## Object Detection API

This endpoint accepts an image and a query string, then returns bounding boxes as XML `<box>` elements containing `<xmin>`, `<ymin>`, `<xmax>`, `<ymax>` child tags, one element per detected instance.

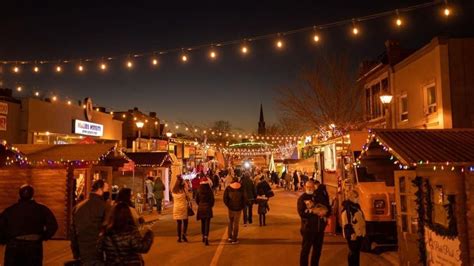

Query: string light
<box><xmin>122</xmin><ymin>114</ymin><xmax>126</xmax><ymax>118</ymax></box>
<box><xmin>313</xmin><ymin>34</ymin><xmax>320</xmax><ymax>43</ymax></box>
<box><xmin>13</xmin><ymin>66</ymin><xmax>19</xmax><ymax>73</ymax></box>
<box><xmin>78</xmin><ymin>64</ymin><xmax>84</xmax><ymax>72</ymax></box>
<box><xmin>181</xmin><ymin>54</ymin><xmax>188</xmax><ymax>63</ymax></box>
<box><xmin>33</xmin><ymin>66</ymin><xmax>40</xmax><ymax>73</ymax></box>
<box><xmin>241</xmin><ymin>44</ymin><xmax>249</xmax><ymax>54</ymax></box>
<box><xmin>395</xmin><ymin>10</ymin><xmax>403</xmax><ymax>27</ymax></box>
<box><xmin>152</xmin><ymin>58</ymin><xmax>158</xmax><ymax>66</ymax></box>
<box><xmin>100</xmin><ymin>62</ymin><xmax>107</xmax><ymax>71</ymax></box>
<box><xmin>52</xmin><ymin>96</ymin><xmax>58</xmax><ymax>101</ymax></box>
<box><xmin>16</xmin><ymin>86</ymin><xmax>22</xmax><ymax>92</ymax></box>
<box><xmin>67</xmin><ymin>100</ymin><xmax>72</xmax><ymax>105</ymax></box>
<box><xmin>443</xmin><ymin>1</ymin><xmax>451</xmax><ymax>17</ymax></box>
<box><xmin>126</xmin><ymin>60</ymin><xmax>133</xmax><ymax>69</ymax></box>
<box><xmin>352</xmin><ymin>19</ymin><xmax>359</xmax><ymax>35</ymax></box>
<box><xmin>276</xmin><ymin>37</ymin><xmax>284</xmax><ymax>49</ymax></box>
<box><xmin>209</xmin><ymin>49</ymin><xmax>217</xmax><ymax>60</ymax></box>
<box><xmin>55</xmin><ymin>65</ymin><xmax>62</xmax><ymax>72</ymax></box>
<box><xmin>34</xmin><ymin>91</ymin><xmax>40</xmax><ymax>97</ymax></box>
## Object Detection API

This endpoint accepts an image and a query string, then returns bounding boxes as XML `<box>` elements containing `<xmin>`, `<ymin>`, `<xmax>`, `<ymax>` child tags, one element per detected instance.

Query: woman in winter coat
<box><xmin>341</xmin><ymin>190</ymin><xmax>366</xmax><ymax>266</ymax></box>
<box><xmin>115</xmin><ymin>188</ymin><xmax>143</xmax><ymax>226</ymax></box>
<box><xmin>172</xmin><ymin>175</ymin><xmax>191</xmax><ymax>242</ymax></box>
<box><xmin>98</xmin><ymin>202</ymin><xmax>154</xmax><ymax>266</ymax></box>
<box><xmin>196</xmin><ymin>178</ymin><xmax>215</xmax><ymax>245</ymax></box>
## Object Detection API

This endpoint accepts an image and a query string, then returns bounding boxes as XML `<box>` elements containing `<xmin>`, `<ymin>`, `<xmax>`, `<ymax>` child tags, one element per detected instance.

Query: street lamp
<box><xmin>136</xmin><ymin>121</ymin><xmax>144</xmax><ymax>151</ymax></box>
<box><xmin>380</xmin><ymin>93</ymin><xmax>393</xmax><ymax>128</ymax></box>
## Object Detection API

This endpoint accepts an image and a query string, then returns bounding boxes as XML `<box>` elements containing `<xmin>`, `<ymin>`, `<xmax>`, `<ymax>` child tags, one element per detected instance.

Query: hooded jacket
<box><xmin>341</xmin><ymin>200</ymin><xmax>366</xmax><ymax>240</ymax></box>
<box><xmin>223</xmin><ymin>182</ymin><xmax>246</xmax><ymax>211</ymax></box>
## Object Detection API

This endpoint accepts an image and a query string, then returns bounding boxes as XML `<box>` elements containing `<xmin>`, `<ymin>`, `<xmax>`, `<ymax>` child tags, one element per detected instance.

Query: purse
<box><xmin>186</xmin><ymin>194</ymin><xmax>195</xmax><ymax>216</ymax></box>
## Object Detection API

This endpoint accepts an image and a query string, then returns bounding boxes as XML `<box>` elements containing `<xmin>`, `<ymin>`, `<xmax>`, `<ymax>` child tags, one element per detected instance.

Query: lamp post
<box><xmin>136</xmin><ymin>121</ymin><xmax>144</xmax><ymax>151</ymax></box>
<box><xmin>166</xmin><ymin>131</ymin><xmax>173</xmax><ymax>152</ymax></box>
<box><xmin>380</xmin><ymin>94</ymin><xmax>393</xmax><ymax>128</ymax></box>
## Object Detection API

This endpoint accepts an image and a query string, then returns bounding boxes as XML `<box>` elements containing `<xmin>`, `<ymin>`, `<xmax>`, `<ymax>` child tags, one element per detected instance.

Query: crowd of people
<box><xmin>0</xmin><ymin>166</ymin><xmax>366</xmax><ymax>266</ymax></box>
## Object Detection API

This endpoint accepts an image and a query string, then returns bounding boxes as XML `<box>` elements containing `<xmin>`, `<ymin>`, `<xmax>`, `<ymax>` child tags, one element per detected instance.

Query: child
<box><xmin>256</xmin><ymin>194</ymin><xmax>270</xmax><ymax>226</ymax></box>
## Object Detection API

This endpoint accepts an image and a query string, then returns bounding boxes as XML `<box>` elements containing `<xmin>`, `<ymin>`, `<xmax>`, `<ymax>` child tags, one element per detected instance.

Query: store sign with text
<box><xmin>74</xmin><ymin>119</ymin><xmax>104</xmax><ymax>137</ymax></box>
<box><xmin>424</xmin><ymin>227</ymin><xmax>461</xmax><ymax>265</ymax></box>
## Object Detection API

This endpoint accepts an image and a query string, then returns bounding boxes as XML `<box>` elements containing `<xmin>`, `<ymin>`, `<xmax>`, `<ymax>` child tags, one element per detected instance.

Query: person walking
<box><xmin>293</xmin><ymin>170</ymin><xmax>300</xmax><ymax>192</ymax></box>
<box><xmin>172</xmin><ymin>175</ymin><xmax>190</xmax><ymax>243</ymax></box>
<box><xmin>196</xmin><ymin>178</ymin><xmax>215</xmax><ymax>246</ymax></box>
<box><xmin>297</xmin><ymin>180</ymin><xmax>331</xmax><ymax>266</ymax></box>
<box><xmin>71</xmin><ymin>179</ymin><xmax>109</xmax><ymax>265</ymax></box>
<box><xmin>0</xmin><ymin>184</ymin><xmax>58</xmax><ymax>266</ymax></box>
<box><xmin>191</xmin><ymin>176</ymin><xmax>201</xmax><ymax>200</ymax></box>
<box><xmin>223</xmin><ymin>177</ymin><xmax>246</xmax><ymax>244</ymax></box>
<box><xmin>256</xmin><ymin>192</ymin><xmax>270</xmax><ymax>226</ymax></box>
<box><xmin>341</xmin><ymin>190</ymin><xmax>366</xmax><ymax>266</ymax></box>
<box><xmin>98</xmin><ymin>202</ymin><xmax>154</xmax><ymax>265</ymax></box>
<box><xmin>240</xmin><ymin>173</ymin><xmax>256</xmax><ymax>226</ymax></box>
<box><xmin>153</xmin><ymin>177</ymin><xmax>165</xmax><ymax>215</ymax></box>
<box><xmin>144</xmin><ymin>176</ymin><xmax>155</xmax><ymax>214</ymax></box>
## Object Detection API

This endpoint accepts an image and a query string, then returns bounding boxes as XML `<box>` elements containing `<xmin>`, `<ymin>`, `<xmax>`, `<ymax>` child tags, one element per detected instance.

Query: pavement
<box><xmin>0</xmin><ymin>188</ymin><xmax>400</xmax><ymax>266</ymax></box>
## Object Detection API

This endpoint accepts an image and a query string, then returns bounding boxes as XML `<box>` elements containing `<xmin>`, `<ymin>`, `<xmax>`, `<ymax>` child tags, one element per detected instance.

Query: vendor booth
<box><xmin>360</xmin><ymin>129</ymin><xmax>474</xmax><ymax>265</ymax></box>
<box><xmin>0</xmin><ymin>143</ymin><xmax>125</xmax><ymax>239</ymax></box>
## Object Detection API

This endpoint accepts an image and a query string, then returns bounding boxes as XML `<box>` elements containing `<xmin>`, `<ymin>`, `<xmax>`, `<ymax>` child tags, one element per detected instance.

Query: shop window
<box><xmin>399</xmin><ymin>94</ymin><xmax>408</xmax><ymax>121</ymax></box>
<box><xmin>424</xmin><ymin>84</ymin><xmax>437</xmax><ymax>115</ymax></box>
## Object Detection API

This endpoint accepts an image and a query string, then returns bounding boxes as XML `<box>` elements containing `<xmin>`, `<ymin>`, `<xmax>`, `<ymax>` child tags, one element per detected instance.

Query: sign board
<box><xmin>424</xmin><ymin>226</ymin><xmax>461</xmax><ymax>265</ymax></box>
<box><xmin>74</xmin><ymin>119</ymin><xmax>103</xmax><ymax>137</ymax></box>
<box><xmin>0</xmin><ymin>102</ymin><xmax>8</xmax><ymax>115</ymax></box>
<box><xmin>0</xmin><ymin>115</ymin><xmax>6</xmax><ymax>131</ymax></box>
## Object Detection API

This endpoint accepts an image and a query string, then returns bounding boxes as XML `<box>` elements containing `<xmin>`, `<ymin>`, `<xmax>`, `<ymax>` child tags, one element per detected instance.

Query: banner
<box><xmin>424</xmin><ymin>226</ymin><xmax>461</xmax><ymax>266</ymax></box>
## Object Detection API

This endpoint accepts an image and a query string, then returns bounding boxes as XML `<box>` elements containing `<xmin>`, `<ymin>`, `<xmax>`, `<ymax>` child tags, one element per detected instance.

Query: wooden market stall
<box><xmin>0</xmin><ymin>143</ymin><xmax>123</xmax><ymax>239</ymax></box>
<box><xmin>360</xmin><ymin>129</ymin><xmax>474</xmax><ymax>265</ymax></box>
<box><xmin>124</xmin><ymin>152</ymin><xmax>182</xmax><ymax>203</ymax></box>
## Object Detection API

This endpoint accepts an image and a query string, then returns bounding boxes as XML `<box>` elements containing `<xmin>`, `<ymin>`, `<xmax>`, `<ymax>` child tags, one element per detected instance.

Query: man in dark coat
<box><xmin>223</xmin><ymin>177</ymin><xmax>246</xmax><ymax>244</ymax></box>
<box><xmin>240</xmin><ymin>173</ymin><xmax>257</xmax><ymax>225</ymax></box>
<box><xmin>71</xmin><ymin>179</ymin><xmax>108</xmax><ymax>265</ymax></box>
<box><xmin>0</xmin><ymin>184</ymin><xmax>58</xmax><ymax>266</ymax></box>
<box><xmin>153</xmin><ymin>177</ymin><xmax>165</xmax><ymax>214</ymax></box>
<box><xmin>297</xmin><ymin>180</ymin><xmax>331</xmax><ymax>266</ymax></box>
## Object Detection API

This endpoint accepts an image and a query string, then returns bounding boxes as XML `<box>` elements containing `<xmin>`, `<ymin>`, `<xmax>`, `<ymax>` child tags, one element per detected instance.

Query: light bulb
<box><xmin>52</xmin><ymin>96</ymin><xmax>58</xmax><ymax>101</ymax></box>
<box><xmin>181</xmin><ymin>55</ymin><xmax>188</xmax><ymax>62</ymax></box>
<box><xmin>444</xmin><ymin>7</ymin><xmax>450</xmax><ymax>16</ymax></box>
<box><xmin>210</xmin><ymin>51</ymin><xmax>217</xmax><ymax>59</ymax></box>
<box><xmin>33</xmin><ymin>66</ymin><xmax>39</xmax><ymax>73</ymax></box>
<box><xmin>56</xmin><ymin>66</ymin><xmax>62</xmax><ymax>72</ymax></box>
<box><xmin>313</xmin><ymin>34</ymin><xmax>320</xmax><ymax>43</ymax></box>
<box><xmin>34</xmin><ymin>91</ymin><xmax>40</xmax><ymax>97</ymax></box>
<box><xmin>122</xmin><ymin>114</ymin><xmax>126</xmax><ymax>118</ymax></box>
<box><xmin>16</xmin><ymin>86</ymin><xmax>22</xmax><ymax>92</ymax></box>
<box><xmin>152</xmin><ymin>58</ymin><xmax>158</xmax><ymax>66</ymax></box>
<box><xmin>67</xmin><ymin>100</ymin><xmax>71</xmax><ymax>105</ymax></box>
<box><xmin>126</xmin><ymin>61</ymin><xmax>133</xmax><ymax>68</ymax></box>
<box><xmin>110</xmin><ymin>111</ymin><xmax>114</xmax><ymax>115</ymax></box>
<box><xmin>100</xmin><ymin>63</ymin><xmax>107</xmax><ymax>70</ymax></box>
<box><xmin>78</xmin><ymin>65</ymin><xmax>84</xmax><ymax>72</ymax></box>
<box><xmin>352</xmin><ymin>27</ymin><xmax>359</xmax><ymax>35</ymax></box>
<box><xmin>396</xmin><ymin>18</ymin><xmax>402</xmax><ymax>26</ymax></box>
<box><xmin>241</xmin><ymin>45</ymin><xmax>248</xmax><ymax>54</ymax></box>
<box><xmin>276</xmin><ymin>40</ymin><xmax>283</xmax><ymax>48</ymax></box>
<box><xmin>13</xmin><ymin>66</ymin><xmax>19</xmax><ymax>73</ymax></box>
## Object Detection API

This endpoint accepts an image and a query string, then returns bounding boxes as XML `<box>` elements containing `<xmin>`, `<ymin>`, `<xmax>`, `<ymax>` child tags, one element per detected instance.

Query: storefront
<box><xmin>19</xmin><ymin>97</ymin><xmax>122</xmax><ymax>144</ymax></box>
<box><xmin>361</xmin><ymin>129</ymin><xmax>474</xmax><ymax>265</ymax></box>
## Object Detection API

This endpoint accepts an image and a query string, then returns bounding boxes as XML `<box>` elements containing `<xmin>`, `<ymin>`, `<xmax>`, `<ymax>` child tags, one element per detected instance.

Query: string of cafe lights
<box><xmin>1</xmin><ymin>1</ymin><xmax>452</xmax><ymax>74</ymax></box>
<box><xmin>8</xmin><ymin>85</ymin><xmax>313</xmax><ymax>142</ymax></box>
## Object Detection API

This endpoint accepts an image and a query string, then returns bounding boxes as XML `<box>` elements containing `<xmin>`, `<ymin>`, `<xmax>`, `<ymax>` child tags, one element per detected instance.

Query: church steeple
<box><xmin>258</xmin><ymin>104</ymin><xmax>266</xmax><ymax>135</ymax></box>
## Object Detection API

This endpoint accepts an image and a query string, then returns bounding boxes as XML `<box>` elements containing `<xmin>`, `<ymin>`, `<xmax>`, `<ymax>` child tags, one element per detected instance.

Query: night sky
<box><xmin>1</xmin><ymin>1</ymin><xmax>472</xmax><ymax>132</ymax></box>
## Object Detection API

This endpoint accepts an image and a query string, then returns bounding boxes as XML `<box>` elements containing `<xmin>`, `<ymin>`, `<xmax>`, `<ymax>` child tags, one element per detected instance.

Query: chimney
<box><xmin>385</xmin><ymin>40</ymin><xmax>402</xmax><ymax>65</ymax></box>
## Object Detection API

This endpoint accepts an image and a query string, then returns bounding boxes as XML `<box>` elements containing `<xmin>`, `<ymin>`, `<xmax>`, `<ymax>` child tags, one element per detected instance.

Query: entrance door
<box><xmin>394</xmin><ymin>170</ymin><xmax>421</xmax><ymax>265</ymax></box>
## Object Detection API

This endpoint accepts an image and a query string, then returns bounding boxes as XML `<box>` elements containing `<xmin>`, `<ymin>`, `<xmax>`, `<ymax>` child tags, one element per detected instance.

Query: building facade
<box><xmin>360</xmin><ymin>37</ymin><xmax>474</xmax><ymax>130</ymax></box>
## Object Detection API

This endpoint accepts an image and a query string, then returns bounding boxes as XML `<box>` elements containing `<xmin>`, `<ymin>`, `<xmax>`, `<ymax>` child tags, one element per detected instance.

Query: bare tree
<box><xmin>275</xmin><ymin>53</ymin><xmax>364</xmax><ymax>133</ymax></box>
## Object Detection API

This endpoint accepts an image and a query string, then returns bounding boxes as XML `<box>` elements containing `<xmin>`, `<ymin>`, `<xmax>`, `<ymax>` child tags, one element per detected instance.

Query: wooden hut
<box><xmin>359</xmin><ymin>129</ymin><xmax>474</xmax><ymax>265</ymax></box>
<box><xmin>0</xmin><ymin>143</ymin><xmax>125</xmax><ymax>239</ymax></box>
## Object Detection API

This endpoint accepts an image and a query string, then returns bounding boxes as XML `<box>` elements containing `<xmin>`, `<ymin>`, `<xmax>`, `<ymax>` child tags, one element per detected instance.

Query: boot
<box><xmin>177</xmin><ymin>237</ymin><xmax>182</xmax><ymax>243</ymax></box>
<box><xmin>204</xmin><ymin>236</ymin><xmax>209</xmax><ymax>246</ymax></box>
<box><xmin>182</xmin><ymin>235</ymin><xmax>188</xmax><ymax>242</ymax></box>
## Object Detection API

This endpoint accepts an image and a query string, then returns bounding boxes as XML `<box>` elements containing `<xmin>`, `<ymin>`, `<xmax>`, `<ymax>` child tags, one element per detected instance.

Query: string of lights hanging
<box><xmin>1</xmin><ymin>0</ymin><xmax>452</xmax><ymax>73</ymax></box>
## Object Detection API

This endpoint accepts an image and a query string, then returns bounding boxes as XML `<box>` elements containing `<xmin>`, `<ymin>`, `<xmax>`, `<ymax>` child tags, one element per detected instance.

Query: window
<box><xmin>364</xmin><ymin>78</ymin><xmax>387</xmax><ymax>120</ymax></box>
<box><xmin>400</xmin><ymin>94</ymin><xmax>408</xmax><ymax>121</ymax></box>
<box><xmin>425</xmin><ymin>84</ymin><xmax>437</xmax><ymax>114</ymax></box>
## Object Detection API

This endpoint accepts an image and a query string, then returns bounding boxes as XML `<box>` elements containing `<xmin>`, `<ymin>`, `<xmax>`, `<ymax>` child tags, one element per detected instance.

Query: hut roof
<box><xmin>367</xmin><ymin>129</ymin><xmax>474</xmax><ymax>165</ymax></box>
<box><xmin>125</xmin><ymin>152</ymin><xmax>177</xmax><ymax>167</ymax></box>
<box><xmin>14</xmin><ymin>144</ymin><xmax>116</xmax><ymax>162</ymax></box>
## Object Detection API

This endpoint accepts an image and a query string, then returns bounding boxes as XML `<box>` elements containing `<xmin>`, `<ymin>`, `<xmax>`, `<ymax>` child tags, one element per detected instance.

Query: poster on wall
<box><xmin>0</xmin><ymin>115</ymin><xmax>7</xmax><ymax>131</ymax></box>
<box><xmin>424</xmin><ymin>226</ymin><xmax>461</xmax><ymax>266</ymax></box>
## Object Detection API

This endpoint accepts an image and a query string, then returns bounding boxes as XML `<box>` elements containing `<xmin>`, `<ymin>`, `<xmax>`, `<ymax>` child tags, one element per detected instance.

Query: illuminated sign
<box><xmin>74</xmin><ymin>119</ymin><xmax>103</xmax><ymax>137</ymax></box>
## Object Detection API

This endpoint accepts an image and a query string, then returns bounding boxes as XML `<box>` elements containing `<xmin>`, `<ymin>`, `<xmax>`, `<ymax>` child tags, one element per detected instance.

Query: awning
<box><xmin>364</xmin><ymin>129</ymin><xmax>474</xmax><ymax>165</ymax></box>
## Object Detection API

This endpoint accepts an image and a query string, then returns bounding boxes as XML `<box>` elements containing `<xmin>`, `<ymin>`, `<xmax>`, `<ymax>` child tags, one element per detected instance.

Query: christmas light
<box><xmin>16</xmin><ymin>86</ymin><xmax>22</xmax><ymax>92</ymax></box>
<box><xmin>122</xmin><ymin>114</ymin><xmax>126</xmax><ymax>118</ymax></box>
<box><xmin>241</xmin><ymin>45</ymin><xmax>249</xmax><ymax>54</ymax></box>
<box><xmin>52</xmin><ymin>96</ymin><xmax>58</xmax><ymax>101</ymax></box>
<box><xmin>126</xmin><ymin>60</ymin><xmax>133</xmax><ymax>68</ymax></box>
<box><xmin>181</xmin><ymin>54</ymin><xmax>188</xmax><ymax>62</ymax></box>
<box><xmin>152</xmin><ymin>58</ymin><xmax>158</xmax><ymax>66</ymax></box>
<box><xmin>396</xmin><ymin>18</ymin><xmax>403</xmax><ymax>27</ymax></box>
<box><xmin>78</xmin><ymin>64</ymin><xmax>84</xmax><ymax>72</ymax></box>
<box><xmin>33</xmin><ymin>66</ymin><xmax>39</xmax><ymax>73</ymax></box>
<box><xmin>56</xmin><ymin>66</ymin><xmax>62</xmax><ymax>72</ymax></box>
<box><xmin>209</xmin><ymin>49</ymin><xmax>217</xmax><ymax>59</ymax></box>
<box><xmin>100</xmin><ymin>63</ymin><xmax>107</xmax><ymax>71</ymax></box>
<box><xmin>276</xmin><ymin>39</ymin><xmax>284</xmax><ymax>49</ymax></box>
<box><xmin>67</xmin><ymin>100</ymin><xmax>72</xmax><ymax>105</ymax></box>
<box><xmin>313</xmin><ymin>34</ymin><xmax>320</xmax><ymax>43</ymax></box>
<box><xmin>444</xmin><ymin>7</ymin><xmax>450</xmax><ymax>16</ymax></box>
<box><xmin>34</xmin><ymin>91</ymin><xmax>40</xmax><ymax>96</ymax></box>
<box><xmin>13</xmin><ymin>66</ymin><xmax>19</xmax><ymax>73</ymax></box>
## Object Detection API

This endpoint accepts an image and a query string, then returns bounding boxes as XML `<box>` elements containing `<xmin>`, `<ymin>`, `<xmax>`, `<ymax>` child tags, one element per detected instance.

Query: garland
<box><xmin>412</xmin><ymin>176</ymin><xmax>427</xmax><ymax>266</ymax></box>
<box><xmin>412</xmin><ymin>176</ymin><xmax>459</xmax><ymax>266</ymax></box>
